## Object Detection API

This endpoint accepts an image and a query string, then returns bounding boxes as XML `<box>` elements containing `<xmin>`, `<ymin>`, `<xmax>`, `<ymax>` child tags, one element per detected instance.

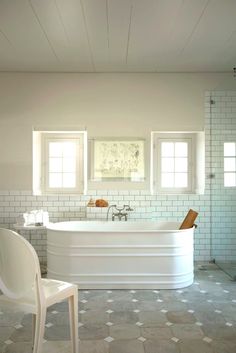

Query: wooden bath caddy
<box><xmin>179</xmin><ymin>209</ymin><xmax>198</xmax><ymax>230</ymax></box>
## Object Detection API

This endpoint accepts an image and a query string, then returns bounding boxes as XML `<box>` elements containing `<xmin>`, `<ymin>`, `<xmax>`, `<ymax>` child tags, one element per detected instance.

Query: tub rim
<box><xmin>46</xmin><ymin>221</ymin><xmax>195</xmax><ymax>233</ymax></box>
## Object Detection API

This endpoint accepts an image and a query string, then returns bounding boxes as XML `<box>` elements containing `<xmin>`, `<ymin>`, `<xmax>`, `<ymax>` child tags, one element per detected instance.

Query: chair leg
<box><xmin>68</xmin><ymin>291</ymin><xmax>79</xmax><ymax>353</ymax></box>
<box><xmin>32</xmin><ymin>314</ymin><xmax>36</xmax><ymax>348</ymax></box>
<box><xmin>32</xmin><ymin>309</ymin><xmax>46</xmax><ymax>353</ymax></box>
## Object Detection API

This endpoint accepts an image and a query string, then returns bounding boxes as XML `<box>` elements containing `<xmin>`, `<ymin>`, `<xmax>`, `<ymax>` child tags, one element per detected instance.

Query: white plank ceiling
<box><xmin>0</xmin><ymin>0</ymin><xmax>236</xmax><ymax>72</ymax></box>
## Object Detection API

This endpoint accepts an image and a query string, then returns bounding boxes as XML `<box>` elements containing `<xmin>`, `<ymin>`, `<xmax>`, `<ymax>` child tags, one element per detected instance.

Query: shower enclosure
<box><xmin>209</xmin><ymin>89</ymin><xmax>236</xmax><ymax>280</ymax></box>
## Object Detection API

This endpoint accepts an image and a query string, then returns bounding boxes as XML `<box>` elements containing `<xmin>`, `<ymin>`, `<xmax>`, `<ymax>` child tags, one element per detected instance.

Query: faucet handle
<box><xmin>124</xmin><ymin>205</ymin><xmax>134</xmax><ymax>212</ymax></box>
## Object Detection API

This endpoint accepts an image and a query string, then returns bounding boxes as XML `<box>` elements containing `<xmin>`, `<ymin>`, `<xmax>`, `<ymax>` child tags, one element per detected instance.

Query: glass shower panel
<box><xmin>209</xmin><ymin>91</ymin><xmax>236</xmax><ymax>280</ymax></box>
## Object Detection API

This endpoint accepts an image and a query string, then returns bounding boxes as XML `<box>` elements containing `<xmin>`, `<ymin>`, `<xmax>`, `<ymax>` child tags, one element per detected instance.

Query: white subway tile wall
<box><xmin>0</xmin><ymin>91</ymin><xmax>235</xmax><ymax>264</ymax></box>
<box><xmin>0</xmin><ymin>190</ymin><xmax>209</xmax><ymax>264</ymax></box>
<box><xmin>205</xmin><ymin>91</ymin><xmax>236</xmax><ymax>263</ymax></box>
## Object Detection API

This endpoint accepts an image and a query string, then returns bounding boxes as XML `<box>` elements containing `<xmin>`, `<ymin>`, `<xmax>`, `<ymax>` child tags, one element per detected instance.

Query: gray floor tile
<box><xmin>85</xmin><ymin>291</ymin><xmax>109</xmax><ymax>301</ymax></box>
<box><xmin>165</xmin><ymin>302</ymin><xmax>189</xmax><ymax>311</ymax></box>
<box><xmin>133</xmin><ymin>291</ymin><xmax>157</xmax><ymax>301</ymax></box>
<box><xmin>81</xmin><ymin>310</ymin><xmax>109</xmax><ymax>325</ymax></box>
<box><xmin>144</xmin><ymin>339</ymin><xmax>179</xmax><ymax>353</ymax></box>
<box><xmin>186</xmin><ymin>302</ymin><xmax>215</xmax><ymax>312</ymax></box>
<box><xmin>110</xmin><ymin>324</ymin><xmax>140</xmax><ymax>339</ymax></box>
<box><xmin>109</xmin><ymin>339</ymin><xmax>145</xmax><ymax>353</ymax></box>
<box><xmin>0</xmin><ymin>327</ymin><xmax>15</xmax><ymax>343</ymax></box>
<box><xmin>20</xmin><ymin>314</ymin><xmax>32</xmax><ymax>327</ymax></box>
<box><xmin>141</xmin><ymin>326</ymin><xmax>172</xmax><ymax>340</ymax></box>
<box><xmin>79</xmin><ymin>324</ymin><xmax>109</xmax><ymax>340</ymax></box>
<box><xmin>42</xmin><ymin>340</ymin><xmax>72</xmax><ymax>353</ymax></box>
<box><xmin>194</xmin><ymin>310</ymin><xmax>226</xmax><ymax>325</ymax></box>
<box><xmin>79</xmin><ymin>339</ymin><xmax>109</xmax><ymax>353</ymax></box>
<box><xmin>46</xmin><ymin>311</ymin><xmax>70</xmax><ymax>326</ymax></box>
<box><xmin>0</xmin><ymin>312</ymin><xmax>24</xmax><ymax>327</ymax></box>
<box><xmin>202</xmin><ymin>324</ymin><xmax>236</xmax><ymax>340</ymax></box>
<box><xmin>178</xmin><ymin>339</ymin><xmax>214</xmax><ymax>353</ymax></box>
<box><xmin>2</xmin><ymin>342</ymin><xmax>32</xmax><ymax>353</ymax></box>
<box><xmin>109</xmin><ymin>300</ymin><xmax>136</xmax><ymax>311</ymax></box>
<box><xmin>211</xmin><ymin>340</ymin><xmax>236</xmax><ymax>353</ymax></box>
<box><xmin>1</xmin><ymin>264</ymin><xmax>236</xmax><ymax>352</ymax></box>
<box><xmin>10</xmin><ymin>326</ymin><xmax>32</xmax><ymax>343</ymax></box>
<box><xmin>136</xmin><ymin>301</ymin><xmax>165</xmax><ymax>311</ymax></box>
<box><xmin>45</xmin><ymin>324</ymin><xmax>70</xmax><ymax>341</ymax></box>
<box><xmin>171</xmin><ymin>324</ymin><xmax>204</xmax><ymax>340</ymax></box>
<box><xmin>108</xmin><ymin>290</ymin><xmax>133</xmax><ymax>300</ymax></box>
<box><xmin>166</xmin><ymin>311</ymin><xmax>196</xmax><ymax>324</ymax></box>
<box><xmin>83</xmin><ymin>300</ymin><xmax>109</xmax><ymax>311</ymax></box>
<box><xmin>110</xmin><ymin>311</ymin><xmax>139</xmax><ymax>324</ymax></box>
<box><xmin>138</xmin><ymin>311</ymin><xmax>167</xmax><ymax>327</ymax></box>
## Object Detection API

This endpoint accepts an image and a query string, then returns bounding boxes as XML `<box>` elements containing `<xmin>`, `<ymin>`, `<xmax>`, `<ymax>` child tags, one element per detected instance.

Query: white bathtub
<box><xmin>47</xmin><ymin>221</ymin><xmax>194</xmax><ymax>289</ymax></box>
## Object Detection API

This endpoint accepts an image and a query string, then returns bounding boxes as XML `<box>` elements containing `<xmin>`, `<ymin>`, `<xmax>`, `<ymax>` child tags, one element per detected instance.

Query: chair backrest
<box><xmin>0</xmin><ymin>228</ymin><xmax>42</xmax><ymax>301</ymax></box>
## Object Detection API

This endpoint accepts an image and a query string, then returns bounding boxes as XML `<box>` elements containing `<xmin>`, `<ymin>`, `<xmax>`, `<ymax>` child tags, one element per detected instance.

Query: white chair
<box><xmin>0</xmin><ymin>228</ymin><xmax>78</xmax><ymax>353</ymax></box>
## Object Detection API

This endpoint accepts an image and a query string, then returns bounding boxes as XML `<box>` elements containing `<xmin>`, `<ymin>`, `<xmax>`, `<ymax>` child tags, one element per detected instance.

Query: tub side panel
<box><xmin>47</xmin><ymin>228</ymin><xmax>194</xmax><ymax>289</ymax></box>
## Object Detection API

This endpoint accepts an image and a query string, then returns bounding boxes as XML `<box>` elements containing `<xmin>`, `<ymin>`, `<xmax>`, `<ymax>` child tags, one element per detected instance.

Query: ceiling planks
<box><xmin>55</xmin><ymin>0</ymin><xmax>94</xmax><ymax>71</ymax></box>
<box><xmin>0</xmin><ymin>0</ymin><xmax>58</xmax><ymax>71</ymax></box>
<box><xmin>107</xmin><ymin>0</ymin><xmax>132</xmax><ymax>71</ymax></box>
<box><xmin>127</xmin><ymin>0</ymin><xmax>184</xmax><ymax>71</ymax></box>
<box><xmin>0</xmin><ymin>0</ymin><xmax>235</xmax><ymax>72</ymax></box>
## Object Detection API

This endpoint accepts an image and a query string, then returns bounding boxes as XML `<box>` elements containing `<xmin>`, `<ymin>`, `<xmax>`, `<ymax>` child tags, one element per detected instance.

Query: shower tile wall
<box><xmin>0</xmin><ymin>91</ymin><xmax>235</xmax><ymax>264</ymax></box>
<box><xmin>206</xmin><ymin>91</ymin><xmax>236</xmax><ymax>263</ymax></box>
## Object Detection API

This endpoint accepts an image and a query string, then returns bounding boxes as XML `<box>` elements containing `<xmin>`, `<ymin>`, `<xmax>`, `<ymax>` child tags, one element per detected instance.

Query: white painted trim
<box><xmin>151</xmin><ymin>131</ymin><xmax>205</xmax><ymax>195</ymax></box>
<box><xmin>42</xmin><ymin>132</ymin><xmax>86</xmax><ymax>194</ymax></box>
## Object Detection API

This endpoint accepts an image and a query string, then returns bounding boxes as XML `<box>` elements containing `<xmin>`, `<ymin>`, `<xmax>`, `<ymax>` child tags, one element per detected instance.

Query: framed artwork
<box><xmin>91</xmin><ymin>138</ymin><xmax>145</xmax><ymax>181</ymax></box>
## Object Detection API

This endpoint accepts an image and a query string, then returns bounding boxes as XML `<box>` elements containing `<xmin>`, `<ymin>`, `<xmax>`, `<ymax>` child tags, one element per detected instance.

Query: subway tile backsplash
<box><xmin>0</xmin><ymin>190</ymin><xmax>209</xmax><ymax>264</ymax></box>
<box><xmin>0</xmin><ymin>91</ymin><xmax>236</xmax><ymax>265</ymax></box>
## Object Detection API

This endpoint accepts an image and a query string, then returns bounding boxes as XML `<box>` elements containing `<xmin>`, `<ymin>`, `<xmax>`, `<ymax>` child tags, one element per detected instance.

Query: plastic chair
<box><xmin>0</xmin><ymin>228</ymin><xmax>78</xmax><ymax>353</ymax></box>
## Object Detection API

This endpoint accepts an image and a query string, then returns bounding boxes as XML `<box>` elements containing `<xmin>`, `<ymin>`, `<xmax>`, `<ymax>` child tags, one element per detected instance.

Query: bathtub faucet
<box><xmin>106</xmin><ymin>204</ymin><xmax>117</xmax><ymax>221</ymax></box>
<box><xmin>111</xmin><ymin>204</ymin><xmax>134</xmax><ymax>221</ymax></box>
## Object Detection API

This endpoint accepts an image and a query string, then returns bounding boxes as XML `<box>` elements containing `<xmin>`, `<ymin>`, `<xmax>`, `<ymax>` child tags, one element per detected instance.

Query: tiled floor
<box><xmin>1</xmin><ymin>263</ymin><xmax>236</xmax><ymax>353</ymax></box>
<box><xmin>216</xmin><ymin>262</ymin><xmax>236</xmax><ymax>281</ymax></box>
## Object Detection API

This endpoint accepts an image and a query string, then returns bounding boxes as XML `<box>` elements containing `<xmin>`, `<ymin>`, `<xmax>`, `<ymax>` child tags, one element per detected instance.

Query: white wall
<box><xmin>0</xmin><ymin>72</ymin><xmax>231</xmax><ymax>189</ymax></box>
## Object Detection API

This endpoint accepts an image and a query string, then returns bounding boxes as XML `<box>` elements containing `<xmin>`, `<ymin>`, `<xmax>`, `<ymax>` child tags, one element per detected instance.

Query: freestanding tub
<box><xmin>47</xmin><ymin>221</ymin><xmax>194</xmax><ymax>289</ymax></box>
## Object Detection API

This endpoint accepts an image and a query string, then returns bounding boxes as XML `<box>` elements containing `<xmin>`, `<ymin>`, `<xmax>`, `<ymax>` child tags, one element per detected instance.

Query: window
<box><xmin>224</xmin><ymin>142</ymin><xmax>236</xmax><ymax>187</ymax></box>
<box><xmin>151</xmin><ymin>132</ymin><xmax>205</xmax><ymax>194</ymax></box>
<box><xmin>33</xmin><ymin>131</ymin><xmax>87</xmax><ymax>195</ymax></box>
<box><xmin>159</xmin><ymin>140</ymin><xmax>189</xmax><ymax>189</ymax></box>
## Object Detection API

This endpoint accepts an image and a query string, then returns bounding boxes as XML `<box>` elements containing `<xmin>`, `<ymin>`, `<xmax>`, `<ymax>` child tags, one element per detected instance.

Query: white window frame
<box><xmin>33</xmin><ymin>130</ymin><xmax>87</xmax><ymax>195</ymax></box>
<box><xmin>224</xmin><ymin>142</ymin><xmax>236</xmax><ymax>187</ymax></box>
<box><xmin>151</xmin><ymin>132</ymin><xmax>197</xmax><ymax>194</ymax></box>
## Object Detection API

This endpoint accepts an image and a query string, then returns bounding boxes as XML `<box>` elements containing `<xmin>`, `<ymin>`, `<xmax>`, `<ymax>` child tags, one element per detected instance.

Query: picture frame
<box><xmin>90</xmin><ymin>138</ymin><xmax>145</xmax><ymax>182</ymax></box>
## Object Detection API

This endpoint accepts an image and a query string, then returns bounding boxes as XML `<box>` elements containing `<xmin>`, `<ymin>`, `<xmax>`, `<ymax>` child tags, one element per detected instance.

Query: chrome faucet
<box><xmin>106</xmin><ymin>204</ymin><xmax>117</xmax><ymax>221</ymax></box>
<box><xmin>107</xmin><ymin>204</ymin><xmax>134</xmax><ymax>221</ymax></box>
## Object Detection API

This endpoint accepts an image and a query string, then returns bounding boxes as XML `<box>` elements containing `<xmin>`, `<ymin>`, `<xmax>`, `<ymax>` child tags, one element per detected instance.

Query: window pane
<box><xmin>63</xmin><ymin>157</ymin><xmax>76</xmax><ymax>172</ymax></box>
<box><xmin>162</xmin><ymin>142</ymin><xmax>174</xmax><ymax>157</ymax></box>
<box><xmin>63</xmin><ymin>173</ymin><xmax>76</xmax><ymax>187</ymax></box>
<box><xmin>63</xmin><ymin>142</ymin><xmax>76</xmax><ymax>156</ymax></box>
<box><xmin>224</xmin><ymin>158</ymin><xmax>236</xmax><ymax>172</ymax></box>
<box><xmin>224</xmin><ymin>142</ymin><xmax>235</xmax><ymax>157</ymax></box>
<box><xmin>224</xmin><ymin>173</ymin><xmax>236</xmax><ymax>187</ymax></box>
<box><xmin>161</xmin><ymin>173</ymin><xmax>174</xmax><ymax>187</ymax></box>
<box><xmin>162</xmin><ymin>157</ymin><xmax>174</xmax><ymax>172</ymax></box>
<box><xmin>175</xmin><ymin>142</ymin><xmax>188</xmax><ymax>157</ymax></box>
<box><xmin>175</xmin><ymin>157</ymin><xmax>188</xmax><ymax>172</ymax></box>
<box><xmin>175</xmin><ymin>173</ymin><xmax>188</xmax><ymax>187</ymax></box>
<box><xmin>49</xmin><ymin>158</ymin><xmax>62</xmax><ymax>172</ymax></box>
<box><xmin>49</xmin><ymin>142</ymin><xmax>63</xmax><ymax>157</ymax></box>
<box><xmin>49</xmin><ymin>173</ymin><xmax>62</xmax><ymax>188</ymax></box>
